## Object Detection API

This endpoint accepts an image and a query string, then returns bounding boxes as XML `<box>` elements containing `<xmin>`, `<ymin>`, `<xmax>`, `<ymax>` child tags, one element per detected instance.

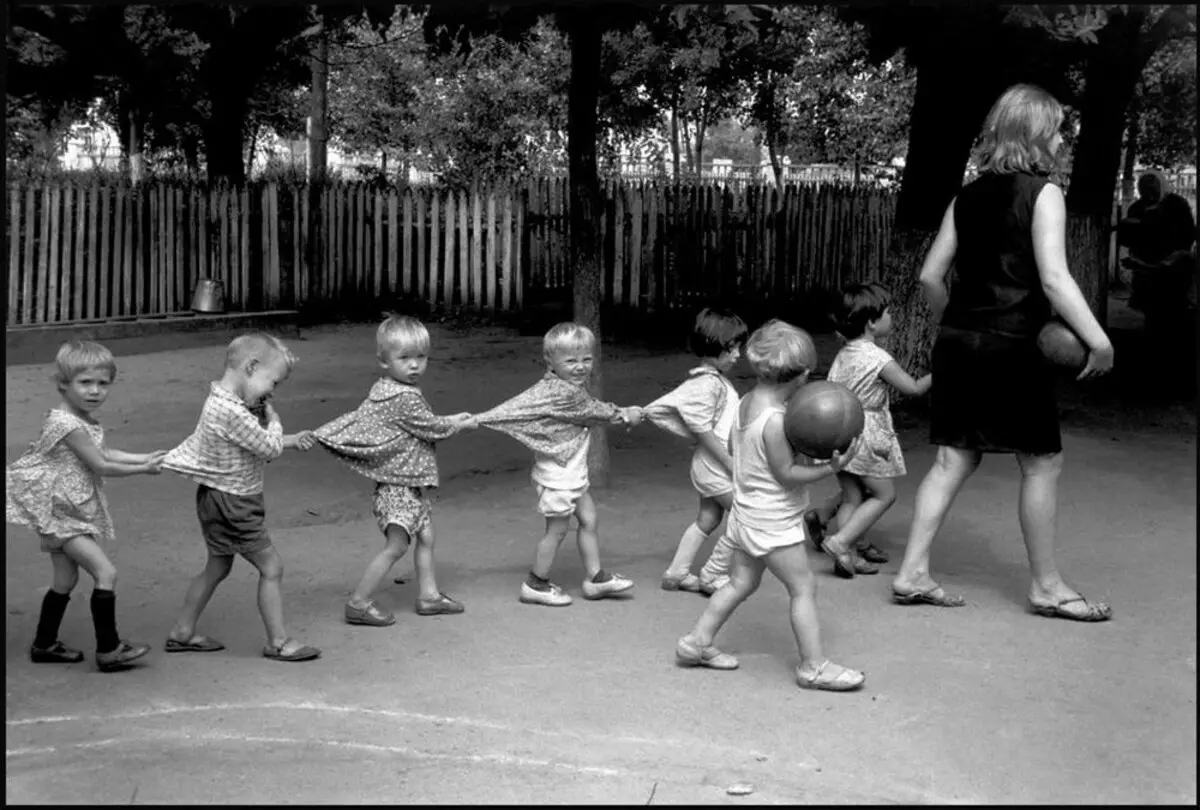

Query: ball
<box><xmin>1037</xmin><ymin>319</ymin><xmax>1087</xmax><ymax>368</ymax></box>
<box><xmin>783</xmin><ymin>380</ymin><xmax>865</xmax><ymax>459</ymax></box>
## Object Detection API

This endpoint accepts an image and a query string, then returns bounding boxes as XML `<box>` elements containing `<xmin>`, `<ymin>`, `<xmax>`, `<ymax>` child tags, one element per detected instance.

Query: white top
<box><xmin>690</xmin><ymin>374</ymin><xmax>739</xmax><ymax>488</ymax></box>
<box><xmin>532</xmin><ymin>430</ymin><xmax>591</xmax><ymax>490</ymax></box>
<box><xmin>728</xmin><ymin>401</ymin><xmax>809</xmax><ymax>532</ymax></box>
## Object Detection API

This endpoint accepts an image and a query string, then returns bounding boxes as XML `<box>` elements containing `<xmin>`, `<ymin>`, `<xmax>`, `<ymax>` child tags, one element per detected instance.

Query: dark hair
<box><xmin>690</xmin><ymin>307</ymin><xmax>748</xmax><ymax>358</ymax></box>
<box><xmin>837</xmin><ymin>283</ymin><xmax>891</xmax><ymax>339</ymax></box>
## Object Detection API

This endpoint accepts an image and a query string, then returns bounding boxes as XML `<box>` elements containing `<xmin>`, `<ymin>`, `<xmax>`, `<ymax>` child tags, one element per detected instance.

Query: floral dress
<box><xmin>826</xmin><ymin>339</ymin><xmax>907</xmax><ymax>479</ymax></box>
<box><xmin>6</xmin><ymin>408</ymin><xmax>114</xmax><ymax>551</ymax></box>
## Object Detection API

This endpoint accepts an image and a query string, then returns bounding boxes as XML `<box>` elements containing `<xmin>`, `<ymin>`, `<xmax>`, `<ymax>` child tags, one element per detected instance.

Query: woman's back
<box><xmin>943</xmin><ymin>172</ymin><xmax>1052</xmax><ymax>338</ymax></box>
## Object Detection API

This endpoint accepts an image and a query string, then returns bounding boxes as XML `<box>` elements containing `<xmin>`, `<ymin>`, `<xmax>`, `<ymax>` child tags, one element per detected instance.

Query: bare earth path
<box><xmin>5</xmin><ymin>323</ymin><xmax>1195</xmax><ymax>804</ymax></box>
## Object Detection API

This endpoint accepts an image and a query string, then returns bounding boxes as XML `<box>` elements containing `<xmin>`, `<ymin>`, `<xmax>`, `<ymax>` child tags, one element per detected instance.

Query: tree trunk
<box><xmin>308</xmin><ymin>16</ymin><xmax>328</xmax><ymax>186</ymax></box>
<box><xmin>245</xmin><ymin>123</ymin><xmax>260</xmax><ymax>180</ymax></box>
<box><xmin>564</xmin><ymin>11</ymin><xmax>610</xmax><ymax>487</ymax></box>
<box><xmin>203</xmin><ymin>94</ymin><xmax>248</xmax><ymax>185</ymax></box>
<box><xmin>878</xmin><ymin>229</ymin><xmax>942</xmax><ymax>377</ymax></box>
<box><xmin>669</xmin><ymin>104</ymin><xmax>680</xmax><ymax>180</ymax></box>
<box><xmin>128</xmin><ymin>110</ymin><xmax>145</xmax><ymax>186</ymax></box>
<box><xmin>1120</xmin><ymin>98</ymin><xmax>1140</xmax><ymax>209</ymax></box>
<box><xmin>766</xmin><ymin>137</ymin><xmax>783</xmax><ymax>189</ymax></box>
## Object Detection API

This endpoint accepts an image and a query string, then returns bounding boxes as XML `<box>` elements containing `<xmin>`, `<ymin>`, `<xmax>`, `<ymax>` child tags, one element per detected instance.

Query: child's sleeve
<box><xmin>390</xmin><ymin>391</ymin><xmax>460</xmax><ymax>442</ymax></box>
<box><xmin>216</xmin><ymin>400</ymin><xmax>284</xmax><ymax>460</ymax></box>
<box><xmin>643</xmin><ymin>375</ymin><xmax>722</xmax><ymax>438</ymax></box>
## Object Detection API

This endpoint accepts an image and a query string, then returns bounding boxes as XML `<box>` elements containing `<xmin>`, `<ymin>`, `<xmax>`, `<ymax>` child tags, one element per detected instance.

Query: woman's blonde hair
<box><xmin>974</xmin><ymin>84</ymin><xmax>1064</xmax><ymax>177</ymax></box>
<box><xmin>376</xmin><ymin>314</ymin><xmax>430</xmax><ymax>358</ymax></box>
<box><xmin>744</xmin><ymin>319</ymin><xmax>817</xmax><ymax>384</ymax></box>
<box><xmin>543</xmin><ymin>322</ymin><xmax>595</xmax><ymax>358</ymax></box>
<box><xmin>54</xmin><ymin>340</ymin><xmax>116</xmax><ymax>387</ymax></box>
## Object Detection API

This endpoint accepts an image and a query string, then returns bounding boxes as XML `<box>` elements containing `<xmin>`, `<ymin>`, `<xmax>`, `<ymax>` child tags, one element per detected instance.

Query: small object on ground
<box><xmin>726</xmin><ymin>783</ymin><xmax>755</xmax><ymax>796</ymax></box>
<box><xmin>1037</xmin><ymin>319</ymin><xmax>1087</xmax><ymax>368</ymax></box>
<box><xmin>784</xmin><ymin>381</ymin><xmax>865</xmax><ymax>458</ymax></box>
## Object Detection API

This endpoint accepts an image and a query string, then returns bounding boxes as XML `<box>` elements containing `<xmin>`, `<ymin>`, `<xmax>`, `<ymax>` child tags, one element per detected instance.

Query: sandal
<box><xmin>415</xmin><ymin>592</ymin><xmax>465</xmax><ymax>616</ymax></box>
<box><xmin>892</xmin><ymin>585</ymin><xmax>966</xmax><ymax>607</ymax></box>
<box><xmin>821</xmin><ymin>536</ymin><xmax>857</xmax><ymax>578</ymax></box>
<box><xmin>30</xmin><ymin>641</ymin><xmax>85</xmax><ymax>664</ymax></box>
<box><xmin>262</xmin><ymin>637</ymin><xmax>321</xmax><ymax>662</ymax></box>
<box><xmin>345</xmin><ymin>600</ymin><xmax>396</xmax><ymax>627</ymax></box>
<box><xmin>834</xmin><ymin>554</ymin><xmax>879</xmax><ymax>578</ymax></box>
<box><xmin>803</xmin><ymin>510</ymin><xmax>826</xmax><ymax>547</ymax></box>
<box><xmin>858</xmin><ymin>544</ymin><xmax>890</xmax><ymax>564</ymax></box>
<box><xmin>660</xmin><ymin>572</ymin><xmax>704</xmax><ymax>593</ymax></box>
<box><xmin>164</xmin><ymin>634</ymin><xmax>225</xmax><ymax>653</ymax></box>
<box><xmin>675</xmin><ymin>636</ymin><xmax>739</xmax><ymax>670</ymax></box>
<box><xmin>796</xmin><ymin>659</ymin><xmax>865</xmax><ymax>692</ymax></box>
<box><xmin>1028</xmin><ymin>595</ymin><xmax>1112</xmax><ymax>622</ymax></box>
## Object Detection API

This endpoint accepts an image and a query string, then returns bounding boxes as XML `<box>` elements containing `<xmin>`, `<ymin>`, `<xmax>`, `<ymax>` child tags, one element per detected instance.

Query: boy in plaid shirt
<box><xmin>161</xmin><ymin>333</ymin><xmax>321</xmax><ymax>662</ymax></box>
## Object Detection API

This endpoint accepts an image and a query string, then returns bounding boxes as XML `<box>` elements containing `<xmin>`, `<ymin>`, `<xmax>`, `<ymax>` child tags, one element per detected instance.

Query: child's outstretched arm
<box><xmin>762</xmin><ymin>413</ymin><xmax>857</xmax><ymax>487</ymax></box>
<box><xmin>63</xmin><ymin>430</ymin><xmax>163</xmax><ymax>477</ymax></box>
<box><xmin>104</xmin><ymin>447</ymin><xmax>170</xmax><ymax>465</ymax></box>
<box><xmin>218</xmin><ymin>401</ymin><xmax>285</xmax><ymax>460</ymax></box>
<box><xmin>284</xmin><ymin>430</ymin><xmax>316</xmax><ymax>451</ymax></box>
<box><xmin>880</xmin><ymin>362</ymin><xmax>932</xmax><ymax>397</ymax></box>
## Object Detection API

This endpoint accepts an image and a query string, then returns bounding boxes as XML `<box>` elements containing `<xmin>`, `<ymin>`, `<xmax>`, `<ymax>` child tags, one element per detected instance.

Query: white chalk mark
<box><xmin>6</xmin><ymin>699</ymin><xmax>774</xmax><ymax>761</ymax></box>
<box><xmin>6</xmin><ymin>729</ymin><xmax>630</xmax><ymax>779</ymax></box>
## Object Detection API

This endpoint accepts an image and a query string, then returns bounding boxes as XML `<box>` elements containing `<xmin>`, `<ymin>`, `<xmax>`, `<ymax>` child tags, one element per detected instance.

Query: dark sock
<box><xmin>526</xmin><ymin>572</ymin><xmax>551</xmax><ymax>591</ymax></box>
<box><xmin>591</xmin><ymin>569</ymin><xmax>612</xmax><ymax>584</ymax></box>
<box><xmin>33</xmin><ymin>589</ymin><xmax>72</xmax><ymax>649</ymax></box>
<box><xmin>90</xmin><ymin>589</ymin><xmax>120</xmax><ymax>654</ymax></box>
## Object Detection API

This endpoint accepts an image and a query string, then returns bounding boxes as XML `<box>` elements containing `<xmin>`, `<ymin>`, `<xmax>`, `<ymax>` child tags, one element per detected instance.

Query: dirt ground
<box><xmin>5</xmin><ymin>315</ymin><xmax>1196</xmax><ymax>805</ymax></box>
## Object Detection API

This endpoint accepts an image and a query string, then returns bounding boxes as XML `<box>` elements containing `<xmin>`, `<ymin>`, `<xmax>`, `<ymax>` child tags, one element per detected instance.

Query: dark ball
<box><xmin>1037</xmin><ymin>319</ymin><xmax>1087</xmax><ymax>368</ymax></box>
<box><xmin>783</xmin><ymin>380</ymin><xmax>865</xmax><ymax>458</ymax></box>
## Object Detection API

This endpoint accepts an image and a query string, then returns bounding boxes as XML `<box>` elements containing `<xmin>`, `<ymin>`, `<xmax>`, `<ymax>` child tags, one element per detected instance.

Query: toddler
<box><xmin>6</xmin><ymin>340</ymin><xmax>162</xmax><ymax>672</ymax></box>
<box><xmin>476</xmin><ymin>322</ymin><xmax>642</xmax><ymax>606</ymax></box>
<box><xmin>313</xmin><ymin>315</ymin><xmax>476</xmax><ymax>626</ymax></box>
<box><xmin>820</xmin><ymin>283</ymin><xmax>930</xmax><ymax>578</ymax></box>
<box><xmin>161</xmin><ymin>333</ymin><xmax>321</xmax><ymax>662</ymax></box>
<box><xmin>643</xmin><ymin>307</ymin><xmax>746</xmax><ymax>594</ymax></box>
<box><xmin>675</xmin><ymin>320</ymin><xmax>864</xmax><ymax>691</ymax></box>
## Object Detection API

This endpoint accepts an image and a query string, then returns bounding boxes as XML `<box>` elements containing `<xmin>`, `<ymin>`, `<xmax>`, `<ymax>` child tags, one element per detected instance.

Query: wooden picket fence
<box><xmin>5</xmin><ymin>178</ymin><xmax>898</xmax><ymax>327</ymax></box>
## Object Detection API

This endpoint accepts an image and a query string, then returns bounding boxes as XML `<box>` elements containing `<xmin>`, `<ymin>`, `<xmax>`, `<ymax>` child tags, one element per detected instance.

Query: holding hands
<box><xmin>452</xmin><ymin>412</ymin><xmax>480</xmax><ymax>431</ymax></box>
<box><xmin>616</xmin><ymin>406</ymin><xmax>644</xmax><ymax>428</ymax></box>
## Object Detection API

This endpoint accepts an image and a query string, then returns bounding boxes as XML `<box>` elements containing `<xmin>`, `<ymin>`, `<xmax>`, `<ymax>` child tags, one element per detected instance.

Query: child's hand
<box><xmin>453</xmin><ymin>413</ymin><xmax>479</xmax><ymax>430</ymax></box>
<box><xmin>146</xmin><ymin>449</ymin><xmax>169</xmax><ymax>465</ymax></box>
<box><xmin>829</xmin><ymin>437</ymin><xmax>860</xmax><ymax>472</ymax></box>
<box><xmin>295</xmin><ymin>430</ymin><xmax>317</xmax><ymax>451</ymax></box>
<box><xmin>616</xmin><ymin>406</ymin><xmax>644</xmax><ymax>427</ymax></box>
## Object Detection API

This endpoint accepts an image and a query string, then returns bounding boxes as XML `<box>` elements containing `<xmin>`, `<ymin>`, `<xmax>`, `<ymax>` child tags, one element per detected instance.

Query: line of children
<box><xmin>8</xmin><ymin>298</ymin><xmax>923</xmax><ymax>685</ymax></box>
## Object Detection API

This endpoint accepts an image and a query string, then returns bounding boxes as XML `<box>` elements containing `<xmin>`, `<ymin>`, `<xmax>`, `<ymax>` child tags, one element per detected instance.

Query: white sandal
<box><xmin>796</xmin><ymin>659</ymin><xmax>864</xmax><ymax>691</ymax></box>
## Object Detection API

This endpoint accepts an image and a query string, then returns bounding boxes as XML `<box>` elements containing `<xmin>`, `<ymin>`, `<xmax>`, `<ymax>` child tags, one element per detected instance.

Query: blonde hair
<box><xmin>54</xmin><ymin>340</ymin><xmax>116</xmax><ymax>387</ymax></box>
<box><xmin>225</xmin><ymin>333</ymin><xmax>296</xmax><ymax>373</ymax></box>
<box><xmin>543</xmin><ymin>322</ymin><xmax>595</xmax><ymax>358</ymax></box>
<box><xmin>376</xmin><ymin>314</ymin><xmax>430</xmax><ymax>357</ymax></box>
<box><xmin>974</xmin><ymin>84</ymin><xmax>1064</xmax><ymax>177</ymax></box>
<box><xmin>744</xmin><ymin>319</ymin><xmax>817</xmax><ymax>384</ymax></box>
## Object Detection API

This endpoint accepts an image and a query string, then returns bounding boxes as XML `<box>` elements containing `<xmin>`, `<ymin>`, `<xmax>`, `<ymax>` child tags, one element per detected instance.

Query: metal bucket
<box><xmin>191</xmin><ymin>278</ymin><xmax>225</xmax><ymax>313</ymax></box>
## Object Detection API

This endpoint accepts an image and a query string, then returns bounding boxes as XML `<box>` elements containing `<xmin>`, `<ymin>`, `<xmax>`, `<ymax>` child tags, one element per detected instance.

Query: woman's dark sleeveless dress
<box><xmin>929</xmin><ymin>171</ymin><xmax>1061</xmax><ymax>455</ymax></box>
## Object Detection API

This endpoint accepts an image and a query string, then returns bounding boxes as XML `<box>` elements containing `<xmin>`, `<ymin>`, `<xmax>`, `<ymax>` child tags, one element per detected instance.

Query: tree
<box><xmin>1134</xmin><ymin>35</ymin><xmax>1197</xmax><ymax>170</ymax></box>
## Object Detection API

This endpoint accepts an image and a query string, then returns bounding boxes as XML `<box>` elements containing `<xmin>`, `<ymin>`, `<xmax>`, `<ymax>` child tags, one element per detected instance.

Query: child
<box><xmin>312</xmin><ymin>315</ymin><xmax>477</xmax><ymax>626</ymax></box>
<box><xmin>820</xmin><ymin>283</ymin><xmax>931</xmax><ymax>578</ymax></box>
<box><xmin>476</xmin><ymin>322</ymin><xmax>643</xmax><ymax>606</ymax></box>
<box><xmin>6</xmin><ymin>341</ymin><xmax>162</xmax><ymax>672</ymax></box>
<box><xmin>674</xmin><ymin>319</ymin><xmax>865</xmax><ymax>692</ymax></box>
<box><xmin>161</xmin><ymin>333</ymin><xmax>321</xmax><ymax>662</ymax></box>
<box><xmin>642</xmin><ymin>307</ymin><xmax>746</xmax><ymax>594</ymax></box>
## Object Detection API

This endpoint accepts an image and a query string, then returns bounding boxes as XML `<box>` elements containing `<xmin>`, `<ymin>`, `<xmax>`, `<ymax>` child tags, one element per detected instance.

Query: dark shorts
<box><xmin>195</xmin><ymin>485</ymin><xmax>273</xmax><ymax>557</ymax></box>
<box><xmin>929</xmin><ymin>326</ymin><xmax>1062</xmax><ymax>455</ymax></box>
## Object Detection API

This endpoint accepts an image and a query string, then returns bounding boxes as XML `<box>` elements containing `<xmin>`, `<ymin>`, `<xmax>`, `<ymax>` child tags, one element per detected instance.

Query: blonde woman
<box><xmin>892</xmin><ymin>84</ymin><xmax>1115</xmax><ymax>620</ymax></box>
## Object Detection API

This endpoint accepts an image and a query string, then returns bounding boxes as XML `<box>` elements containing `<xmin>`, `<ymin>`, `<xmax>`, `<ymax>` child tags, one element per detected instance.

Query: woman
<box><xmin>891</xmin><ymin>84</ymin><xmax>1115</xmax><ymax>621</ymax></box>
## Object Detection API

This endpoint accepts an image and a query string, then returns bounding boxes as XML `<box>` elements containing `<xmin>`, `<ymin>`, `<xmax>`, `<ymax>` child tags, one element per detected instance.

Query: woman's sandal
<box><xmin>262</xmin><ymin>637</ymin><xmax>321</xmax><ymax>662</ymax></box>
<box><xmin>1028</xmin><ymin>595</ymin><xmax>1112</xmax><ymax>622</ymax></box>
<box><xmin>796</xmin><ymin>660</ymin><xmax>865</xmax><ymax>692</ymax></box>
<box><xmin>892</xmin><ymin>585</ymin><xmax>967</xmax><ymax>607</ymax></box>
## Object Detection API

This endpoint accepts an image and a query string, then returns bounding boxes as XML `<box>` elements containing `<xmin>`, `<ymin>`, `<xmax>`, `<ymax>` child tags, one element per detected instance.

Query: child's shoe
<box><xmin>795</xmin><ymin>659</ymin><xmax>865</xmax><ymax>692</ymax></box>
<box><xmin>30</xmin><ymin>641</ymin><xmax>84</xmax><ymax>664</ymax></box>
<box><xmin>345</xmin><ymin>600</ymin><xmax>396</xmax><ymax>626</ymax></box>
<box><xmin>698</xmin><ymin>574</ymin><xmax>730</xmax><ymax>595</ymax></box>
<box><xmin>581</xmin><ymin>571</ymin><xmax>634</xmax><ymax>600</ymax></box>
<box><xmin>675</xmin><ymin>635</ymin><xmax>739</xmax><ymax>670</ymax></box>
<box><xmin>660</xmin><ymin>571</ymin><xmax>703</xmax><ymax>592</ymax></box>
<box><xmin>857</xmin><ymin>543</ymin><xmax>890</xmax><ymax>564</ymax></box>
<box><xmin>520</xmin><ymin>581</ymin><xmax>573</xmax><ymax>606</ymax></box>
<box><xmin>95</xmin><ymin>640</ymin><xmax>150</xmax><ymax>672</ymax></box>
<box><xmin>415</xmin><ymin>592</ymin><xmax>465</xmax><ymax>616</ymax></box>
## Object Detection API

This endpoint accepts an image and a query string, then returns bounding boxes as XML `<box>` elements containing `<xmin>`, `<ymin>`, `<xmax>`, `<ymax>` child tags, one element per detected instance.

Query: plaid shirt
<box><xmin>162</xmin><ymin>383</ymin><xmax>283</xmax><ymax>496</ymax></box>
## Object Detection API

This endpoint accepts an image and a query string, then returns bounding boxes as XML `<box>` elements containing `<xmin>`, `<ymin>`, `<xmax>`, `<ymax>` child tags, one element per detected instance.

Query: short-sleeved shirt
<box><xmin>827</xmin><ymin>339</ymin><xmax>906</xmax><ymax>478</ymax></box>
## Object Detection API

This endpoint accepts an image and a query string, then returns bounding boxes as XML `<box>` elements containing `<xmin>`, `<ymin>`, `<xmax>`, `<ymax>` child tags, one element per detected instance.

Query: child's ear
<box><xmin>244</xmin><ymin>357</ymin><xmax>260</xmax><ymax>376</ymax></box>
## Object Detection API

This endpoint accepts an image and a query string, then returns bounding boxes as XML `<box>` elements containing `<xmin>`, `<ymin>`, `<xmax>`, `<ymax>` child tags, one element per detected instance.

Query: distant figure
<box><xmin>1119</xmin><ymin>170</ymin><xmax>1197</xmax><ymax>314</ymax></box>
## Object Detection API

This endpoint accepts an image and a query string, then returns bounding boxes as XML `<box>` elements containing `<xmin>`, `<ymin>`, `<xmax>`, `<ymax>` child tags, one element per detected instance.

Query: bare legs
<box><xmin>532</xmin><ymin>494</ymin><xmax>601</xmax><ymax>580</ymax></box>
<box><xmin>352</xmin><ymin>526</ymin><xmax>412</xmax><ymax>609</ymax></box>
<box><xmin>893</xmin><ymin>446</ymin><xmax>980</xmax><ymax>598</ymax></box>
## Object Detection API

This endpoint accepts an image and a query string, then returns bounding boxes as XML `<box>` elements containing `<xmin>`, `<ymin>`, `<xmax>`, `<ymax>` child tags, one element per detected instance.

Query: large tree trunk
<box><xmin>128</xmin><ymin>109</ymin><xmax>145</xmax><ymax>186</ymax></box>
<box><xmin>669</xmin><ymin>104</ymin><xmax>680</xmax><ymax>179</ymax></box>
<box><xmin>564</xmin><ymin>12</ymin><xmax>610</xmax><ymax>487</ymax></box>
<box><xmin>305</xmin><ymin>15</ymin><xmax>328</xmax><ymax>309</ymax></box>
<box><xmin>1065</xmin><ymin>213</ymin><xmax>1110</xmax><ymax>329</ymax></box>
<box><xmin>202</xmin><ymin>92</ymin><xmax>248</xmax><ymax>185</ymax></box>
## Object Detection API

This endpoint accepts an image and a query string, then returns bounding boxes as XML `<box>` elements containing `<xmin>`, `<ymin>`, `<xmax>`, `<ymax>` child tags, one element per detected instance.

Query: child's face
<box><xmin>240</xmin><ymin>354</ymin><xmax>290</xmax><ymax>407</ymax></box>
<box><xmin>61</xmin><ymin>366</ymin><xmax>113</xmax><ymax>415</ymax></box>
<box><xmin>871</xmin><ymin>308</ymin><xmax>893</xmax><ymax>337</ymax></box>
<box><xmin>379</xmin><ymin>343</ymin><xmax>429</xmax><ymax>385</ymax></box>
<box><xmin>713</xmin><ymin>344</ymin><xmax>741</xmax><ymax>373</ymax></box>
<box><xmin>547</xmin><ymin>344</ymin><xmax>594</xmax><ymax>387</ymax></box>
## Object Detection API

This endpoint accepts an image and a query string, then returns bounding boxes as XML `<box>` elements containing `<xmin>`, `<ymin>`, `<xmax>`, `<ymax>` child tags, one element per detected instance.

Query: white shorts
<box><xmin>689</xmin><ymin>462</ymin><xmax>733</xmax><ymax>500</ymax></box>
<box><xmin>726</xmin><ymin>512</ymin><xmax>807</xmax><ymax>558</ymax></box>
<box><xmin>535</xmin><ymin>485</ymin><xmax>588</xmax><ymax>518</ymax></box>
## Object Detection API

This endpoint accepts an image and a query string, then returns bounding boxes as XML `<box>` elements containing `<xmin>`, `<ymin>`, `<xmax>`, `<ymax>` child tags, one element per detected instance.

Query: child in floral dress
<box><xmin>820</xmin><ymin>283</ymin><xmax>931</xmax><ymax>578</ymax></box>
<box><xmin>313</xmin><ymin>315</ymin><xmax>477</xmax><ymax>626</ymax></box>
<box><xmin>6</xmin><ymin>341</ymin><xmax>164</xmax><ymax>672</ymax></box>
